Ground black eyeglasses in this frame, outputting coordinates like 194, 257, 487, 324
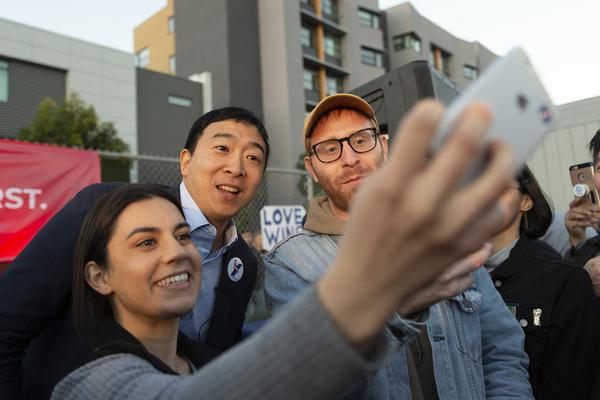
310, 128, 381, 163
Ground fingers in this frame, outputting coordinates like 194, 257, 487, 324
569, 197, 585, 208
412, 103, 492, 210
441, 243, 492, 280
438, 140, 515, 237
385, 100, 444, 185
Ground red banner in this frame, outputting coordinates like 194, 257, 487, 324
0, 139, 101, 262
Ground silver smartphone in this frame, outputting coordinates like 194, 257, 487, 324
431, 47, 557, 182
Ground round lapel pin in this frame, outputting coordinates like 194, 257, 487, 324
227, 257, 244, 282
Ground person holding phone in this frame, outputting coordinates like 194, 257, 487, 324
53, 98, 517, 399
487, 165, 600, 399
265, 94, 532, 399
564, 129, 600, 297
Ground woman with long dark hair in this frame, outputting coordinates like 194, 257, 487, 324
487, 165, 600, 399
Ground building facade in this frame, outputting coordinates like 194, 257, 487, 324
134, 0, 387, 171
0, 17, 138, 152
385, 2, 497, 91
528, 96, 600, 212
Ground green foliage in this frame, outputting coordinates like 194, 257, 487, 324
19, 93, 129, 152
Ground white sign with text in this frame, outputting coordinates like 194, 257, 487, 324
260, 205, 306, 251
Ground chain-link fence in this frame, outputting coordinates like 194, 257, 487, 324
99, 151, 315, 321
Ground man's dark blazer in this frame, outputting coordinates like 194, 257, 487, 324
0, 182, 257, 399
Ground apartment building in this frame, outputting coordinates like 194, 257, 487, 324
385, 2, 496, 90
0, 17, 137, 151
134, 0, 386, 172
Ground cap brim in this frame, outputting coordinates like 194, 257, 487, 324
304, 94, 376, 148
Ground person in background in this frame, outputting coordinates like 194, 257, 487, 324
487, 165, 600, 399
265, 94, 532, 399
562, 129, 600, 298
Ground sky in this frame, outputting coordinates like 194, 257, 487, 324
1, 0, 598, 105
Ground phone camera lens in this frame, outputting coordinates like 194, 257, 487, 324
578, 173, 587, 181
516, 94, 529, 110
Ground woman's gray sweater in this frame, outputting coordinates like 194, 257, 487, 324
52, 287, 417, 400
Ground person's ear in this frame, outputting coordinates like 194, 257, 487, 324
84, 261, 114, 296
380, 134, 389, 161
304, 155, 319, 184
520, 194, 533, 212
180, 148, 191, 178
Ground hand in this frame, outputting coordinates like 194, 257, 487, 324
397, 243, 492, 317
583, 256, 600, 298
565, 197, 600, 246
317, 100, 515, 350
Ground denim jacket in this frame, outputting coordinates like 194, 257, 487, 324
265, 230, 533, 400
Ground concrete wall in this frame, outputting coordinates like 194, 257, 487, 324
0, 17, 138, 152
344, 0, 386, 89
174, 0, 263, 117
136, 67, 202, 157
226, 0, 263, 118
528, 96, 600, 212
385, 2, 496, 90
258, 0, 305, 170
0, 57, 66, 137
175, 0, 231, 109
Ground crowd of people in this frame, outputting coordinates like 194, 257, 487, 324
0, 92, 599, 400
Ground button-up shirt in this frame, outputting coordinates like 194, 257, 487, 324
178, 182, 238, 342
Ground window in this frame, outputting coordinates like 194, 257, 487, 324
301, 25, 314, 48
322, 0, 338, 22
463, 64, 478, 80
300, 0, 315, 12
430, 45, 451, 77
135, 48, 150, 68
361, 47, 383, 68
169, 55, 176, 74
326, 75, 343, 95
168, 16, 174, 33
303, 69, 318, 91
358, 8, 380, 29
0, 60, 8, 102
305, 103, 315, 117
324, 34, 341, 58
393, 33, 421, 53
168, 95, 192, 107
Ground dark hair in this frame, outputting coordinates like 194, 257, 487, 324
517, 165, 553, 239
72, 184, 183, 337
184, 106, 270, 167
589, 128, 600, 166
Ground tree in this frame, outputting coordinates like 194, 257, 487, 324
19, 93, 129, 152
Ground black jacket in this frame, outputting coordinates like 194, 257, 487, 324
0, 182, 257, 399
88, 317, 218, 374
490, 237, 600, 400
567, 235, 600, 267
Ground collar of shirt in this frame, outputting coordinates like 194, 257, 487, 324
485, 238, 519, 273
179, 182, 238, 262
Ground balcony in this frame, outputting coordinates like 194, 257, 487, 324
300, 8, 346, 36
304, 89, 320, 105
302, 45, 318, 58
300, 0, 315, 13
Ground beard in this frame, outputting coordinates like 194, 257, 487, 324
318, 169, 366, 213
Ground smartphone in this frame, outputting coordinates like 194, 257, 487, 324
432, 47, 557, 183
569, 162, 599, 208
